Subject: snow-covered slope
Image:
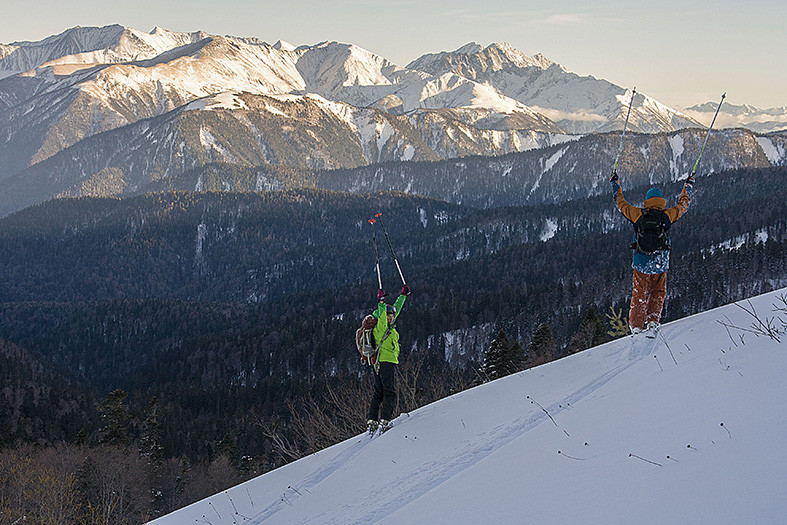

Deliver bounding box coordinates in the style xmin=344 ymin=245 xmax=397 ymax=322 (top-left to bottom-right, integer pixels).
xmin=408 ymin=42 xmax=701 ymax=134
xmin=151 ymin=288 xmax=787 ymax=524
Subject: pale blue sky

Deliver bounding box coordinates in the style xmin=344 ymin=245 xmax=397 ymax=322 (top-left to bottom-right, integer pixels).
xmin=3 ymin=0 xmax=785 ymax=109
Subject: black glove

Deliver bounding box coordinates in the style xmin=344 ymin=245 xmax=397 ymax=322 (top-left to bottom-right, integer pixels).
xmin=402 ymin=284 xmax=410 ymax=296
xmin=685 ymin=174 xmax=695 ymax=186
xmin=610 ymin=171 xmax=619 ymax=183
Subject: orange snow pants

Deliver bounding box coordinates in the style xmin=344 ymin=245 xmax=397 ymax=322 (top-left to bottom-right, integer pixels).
xmin=629 ymin=269 xmax=667 ymax=330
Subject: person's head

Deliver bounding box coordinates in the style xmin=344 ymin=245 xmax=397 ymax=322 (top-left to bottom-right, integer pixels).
xmin=387 ymin=304 xmax=396 ymax=322
xmin=645 ymin=187 xmax=663 ymax=200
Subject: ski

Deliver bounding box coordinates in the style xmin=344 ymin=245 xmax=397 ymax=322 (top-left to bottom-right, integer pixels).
xmin=378 ymin=421 xmax=393 ymax=435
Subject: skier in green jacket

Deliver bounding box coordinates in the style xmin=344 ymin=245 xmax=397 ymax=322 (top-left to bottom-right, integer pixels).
xmin=367 ymin=284 xmax=409 ymax=434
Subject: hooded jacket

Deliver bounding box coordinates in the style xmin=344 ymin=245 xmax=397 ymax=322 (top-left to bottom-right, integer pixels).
xmin=612 ymin=181 xmax=692 ymax=274
xmin=372 ymin=293 xmax=407 ymax=364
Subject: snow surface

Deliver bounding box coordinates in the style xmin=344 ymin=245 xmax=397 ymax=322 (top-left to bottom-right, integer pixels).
xmin=668 ymin=134 xmax=685 ymax=181
xmin=756 ymin=137 xmax=785 ymax=165
xmin=540 ymin=218 xmax=559 ymax=242
xmin=151 ymin=288 xmax=787 ymax=524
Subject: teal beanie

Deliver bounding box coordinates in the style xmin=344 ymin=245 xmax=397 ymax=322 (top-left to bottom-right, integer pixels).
xmin=645 ymin=187 xmax=662 ymax=200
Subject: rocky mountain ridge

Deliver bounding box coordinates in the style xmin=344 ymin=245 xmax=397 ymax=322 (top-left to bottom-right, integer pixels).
xmin=0 ymin=25 xmax=783 ymax=217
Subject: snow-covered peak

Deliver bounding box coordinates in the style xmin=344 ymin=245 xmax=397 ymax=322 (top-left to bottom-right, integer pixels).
xmin=294 ymin=40 xmax=403 ymax=95
xmin=483 ymin=42 xmax=559 ymax=70
xmin=273 ymin=40 xmax=297 ymax=52
xmin=407 ymin=41 xmax=698 ymax=134
xmin=408 ymin=41 xmax=561 ymax=78
xmin=0 ymin=24 xmax=208 ymax=73
xmin=455 ymin=42 xmax=483 ymax=54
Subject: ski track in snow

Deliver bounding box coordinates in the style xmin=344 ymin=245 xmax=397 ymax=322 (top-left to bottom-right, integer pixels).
xmin=152 ymin=289 xmax=787 ymax=524
xmin=250 ymin=334 xmax=662 ymax=524
xmin=250 ymin=438 xmax=374 ymax=521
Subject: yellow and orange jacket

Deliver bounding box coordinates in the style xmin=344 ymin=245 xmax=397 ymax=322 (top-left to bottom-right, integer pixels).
xmin=612 ymin=181 xmax=692 ymax=274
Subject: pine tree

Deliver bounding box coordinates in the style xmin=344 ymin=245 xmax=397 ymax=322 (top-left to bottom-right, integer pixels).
xmin=140 ymin=397 xmax=163 ymax=464
xmin=480 ymin=329 xmax=524 ymax=382
xmin=567 ymin=307 xmax=608 ymax=354
xmin=98 ymin=389 xmax=130 ymax=447
xmin=526 ymin=323 xmax=558 ymax=368
xmin=217 ymin=432 xmax=239 ymax=468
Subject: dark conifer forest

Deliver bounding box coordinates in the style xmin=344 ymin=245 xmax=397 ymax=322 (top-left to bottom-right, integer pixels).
xmin=0 ymin=165 xmax=785 ymax=522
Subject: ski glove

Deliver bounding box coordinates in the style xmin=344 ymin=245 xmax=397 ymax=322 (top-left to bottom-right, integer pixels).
xmin=377 ymin=289 xmax=386 ymax=301
xmin=609 ymin=171 xmax=619 ymax=183
xmin=685 ymin=174 xmax=695 ymax=186
xmin=402 ymin=284 xmax=410 ymax=296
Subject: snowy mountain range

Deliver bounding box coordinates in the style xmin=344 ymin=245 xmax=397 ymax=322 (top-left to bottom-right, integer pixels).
xmin=150 ymin=287 xmax=787 ymax=523
xmin=0 ymin=26 xmax=687 ymax=136
xmin=685 ymin=101 xmax=787 ymax=134
xmin=0 ymin=25 xmax=784 ymax=216
xmin=408 ymin=42 xmax=698 ymax=134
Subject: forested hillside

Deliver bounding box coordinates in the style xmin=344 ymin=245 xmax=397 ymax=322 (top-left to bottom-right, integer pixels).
xmin=0 ymin=165 xmax=784 ymax=521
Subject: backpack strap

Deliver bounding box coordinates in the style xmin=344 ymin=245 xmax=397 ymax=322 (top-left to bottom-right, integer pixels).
xmin=374 ymin=327 xmax=392 ymax=354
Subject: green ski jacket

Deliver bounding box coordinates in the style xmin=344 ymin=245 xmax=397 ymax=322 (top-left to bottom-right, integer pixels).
xmin=373 ymin=293 xmax=407 ymax=364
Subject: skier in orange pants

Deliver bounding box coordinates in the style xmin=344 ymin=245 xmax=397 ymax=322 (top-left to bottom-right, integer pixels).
xmin=611 ymin=174 xmax=693 ymax=333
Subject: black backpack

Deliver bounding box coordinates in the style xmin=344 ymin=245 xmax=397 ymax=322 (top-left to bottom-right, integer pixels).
xmin=631 ymin=208 xmax=671 ymax=255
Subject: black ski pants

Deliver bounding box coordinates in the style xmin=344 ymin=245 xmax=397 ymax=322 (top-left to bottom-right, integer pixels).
xmin=367 ymin=361 xmax=397 ymax=422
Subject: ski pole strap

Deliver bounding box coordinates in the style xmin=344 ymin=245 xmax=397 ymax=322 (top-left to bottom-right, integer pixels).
xmin=370 ymin=327 xmax=391 ymax=374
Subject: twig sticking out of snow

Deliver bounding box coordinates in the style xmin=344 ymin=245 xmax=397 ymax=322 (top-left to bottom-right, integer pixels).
xmin=527 ymin=396 xmax=558 ymax=427
xmin=658 ymin=330 xmax=678 ymax=365
xmin=528 ymin=395 xmax=572 ymax=436
xmin=629 ymin=453 xmax=662 ymax=467
xmin=720 ymin=422 xmax=732 ymax=438
xmin=227 ymin=493 xmax=239 ymax=513
xmin=557 ymin=450 xmax=584 ymax=460
xmin=718 ymin=299 xmax=784 ymax=343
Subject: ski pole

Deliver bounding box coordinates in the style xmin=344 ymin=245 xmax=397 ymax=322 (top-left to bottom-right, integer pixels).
xmin=690 ymin=92 xmax=726 ymax=179
xmin=374 ymin=213 xmax=407 ymax=285
xmin=612 ymin=87 xmax=636 ymax=176
xmin=369 ymin=219 xmax=383 ymax=290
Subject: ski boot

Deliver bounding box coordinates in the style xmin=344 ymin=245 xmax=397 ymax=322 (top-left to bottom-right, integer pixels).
xmin=378 ymin=419 xmax=393 ymax=434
